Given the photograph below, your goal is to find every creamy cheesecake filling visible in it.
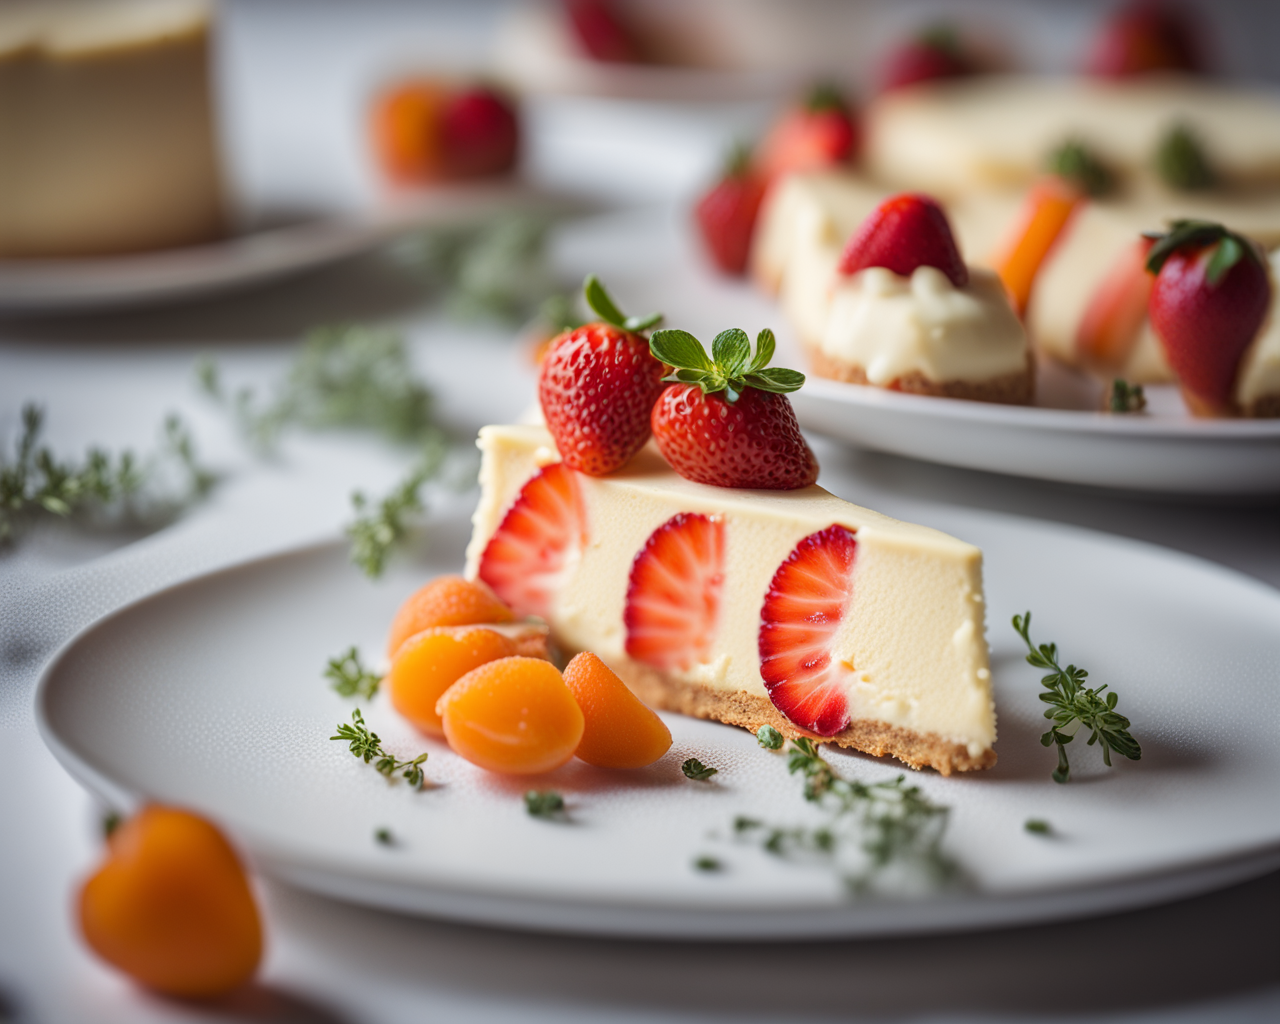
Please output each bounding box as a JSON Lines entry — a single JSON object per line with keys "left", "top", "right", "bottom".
{"left": 466, "top": 425, "right": 997, "bottom": 758}
{"left": 1236, "top": 250, "right": 1280, "bottom": 408}
{"left": 820, "top": 265, "right": 1027, "bottom": 386}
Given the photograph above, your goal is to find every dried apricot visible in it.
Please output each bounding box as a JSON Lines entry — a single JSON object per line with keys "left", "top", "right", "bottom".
{"left": 562, "top": 652, "right": 672, "bottom": 768}
{"left": 389, "top": 626, "right": 518, "bottom": 735}
{"left": 438, "top": 656, "right": 584, "bottom": 774}
{"left": 387, "top": 575, "right": 514, "bottom": 657}
{"left": 78, "top": 805, "right": 262, "bottom": 998}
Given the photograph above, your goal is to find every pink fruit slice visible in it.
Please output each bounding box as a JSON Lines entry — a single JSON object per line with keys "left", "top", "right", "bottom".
{"left": 477, "top": 463, "right": 586, "bottom": 620}
{"left": 624, "top": 512, "right": 725, "bottom": 671}
{"left": 758, "top": 524, "right": 858, "bottom": 736}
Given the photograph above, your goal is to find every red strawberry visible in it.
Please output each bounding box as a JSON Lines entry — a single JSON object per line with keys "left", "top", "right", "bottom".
{"left": 879, "top": 26, "right": 974, "bottom": 93}
{"left": 758, "top": 525, "right": 857, "bottom": 737}
{"left": 694, "top": 147, "right": 768, "bottom": 276}
{"left": 756, "top": 84, "right": 860, "bottom": 183}
{"left": 538, "top": 275, "right": 666, "bottom": 476}
{"left": 1076, "top": 236, "right": 1156, "bottom": 372}
{"left": 440, "top": 87, "right": 519, "bottom": 178}
{"left": 477, "top": 463, "right": 586, "bottom": 620}
{"left": 648, "top": 327, "right": 818, "bottom": 490}
{"left": 624, "top": 513, "right": 725, "bottom": 671}
{"left": 836, "top": 193, "right": 968, "bottom": 287}
{"left": 1086, "top": 2, "right": 1202, "bottom": 78}
{"left": 1146, "top": 221, "right": 1272, "bottom": 416}
{"left": 564, "top": 0, "right": 643, "bottom": 64}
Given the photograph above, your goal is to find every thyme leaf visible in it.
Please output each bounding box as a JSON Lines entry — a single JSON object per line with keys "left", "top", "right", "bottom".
{"left": 1012, "top": 611, "right": 1141, "bottom": 784}
{"left": 524, "top": 790, "right": 566, "bottom": 818}
{"left": 682, "top": 757, "right": 719, "bottom": 781}
{"left": 324, "top": 646, "right": 383, "bottom": 700}
{"left": 330, "top": 709, "right": 429, "bottom": 789}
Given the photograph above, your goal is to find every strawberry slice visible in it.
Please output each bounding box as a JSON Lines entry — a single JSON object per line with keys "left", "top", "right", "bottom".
{"left": 758, "top": 525, "right": 858, "bottom": 737}
{"left": 624, "top": 513, "right": 725, "bottom": 672}
{"left": 1076, "top": 236, "right": 1156, "bottom": 372}
{"left": 836, "top": 193, "right": 968, "bottom": 288}
{"left": 1146, "top": 221, "right": 1272, "bottom": 416}
{"left": 477, "top": 463, "right": 586, "bottom": 620}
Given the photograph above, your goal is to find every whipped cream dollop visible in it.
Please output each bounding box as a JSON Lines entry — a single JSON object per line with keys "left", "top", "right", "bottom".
{"left": 820, "top": 264, "right": 1028, "bottom": 385}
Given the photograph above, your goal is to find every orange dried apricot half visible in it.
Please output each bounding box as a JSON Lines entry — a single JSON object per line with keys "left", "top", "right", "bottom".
{"left": 562, "top": 652, "right": 672, "bottom": 768}
{"left": 389, "top": 626, "right": 518, "bottom": 736}
{"left": 387, "top": 575, "right": 514, "bottom": 657}
{"left": 438, "top": 656, "right": 584, "bottom": 775}
{"left": 78, "top": 805, "right": 262, "bottom": 998}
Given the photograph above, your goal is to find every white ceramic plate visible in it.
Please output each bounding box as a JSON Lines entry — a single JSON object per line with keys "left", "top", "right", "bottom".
{"left": 556, "top": 212, "right": 1280, "bottom": 495}
{"left": 0, "top": 183, "right": 584, "bottom": 314}
{"left": 35, "top": 503, "right": 1280, "bottom": 939}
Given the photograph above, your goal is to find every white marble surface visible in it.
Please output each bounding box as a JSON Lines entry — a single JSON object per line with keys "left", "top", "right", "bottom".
{"left": 1, "top": 2, "right": 1278, "bottom": 1022}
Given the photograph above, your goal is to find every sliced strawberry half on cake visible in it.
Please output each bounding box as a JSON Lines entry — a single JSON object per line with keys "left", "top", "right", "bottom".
{"left": 477, "top": 462, "right": 586, "bottom": 620}
{"left": 624, "top": 512, "right": 725, "bottom": 672}
{"left": 758, "top": 524, "right": 858, "bottom": 737}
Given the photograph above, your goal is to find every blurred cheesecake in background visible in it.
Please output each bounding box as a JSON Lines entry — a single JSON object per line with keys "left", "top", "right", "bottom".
{"left": 0, "top": 0, "right": 223, "bottom": 258}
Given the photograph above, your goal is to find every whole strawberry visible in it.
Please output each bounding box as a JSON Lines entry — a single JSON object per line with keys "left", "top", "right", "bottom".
{"left": 1146, "top": 221, "right": 1272, "bottom": 417}
{"left": 756, "top": 84, "right": 860, "bottom": 183}
{"left": 1086, "top": 2, "right": 1202, "bottom": 78}
{"left": 694, "top": 145, "right": 767, "bottom": 276}
{"left": 440, "top": 87, "right": 519, "bottom": 178}
{"left": 538, "top": 275, "right": 666, "bottom": 475}
{"left": 648, "top": 327, "right": 818, "bottom": 490}
{"left": 879, "top": 25, "right": 974, "bottom": 93}
{"left": 837, "top": 192, "right": 968, "bottom": 287}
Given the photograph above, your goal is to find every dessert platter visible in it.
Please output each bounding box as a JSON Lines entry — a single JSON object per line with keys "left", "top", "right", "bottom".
{"left": 37, "top": 278, "right": 1280, "bottom": 940}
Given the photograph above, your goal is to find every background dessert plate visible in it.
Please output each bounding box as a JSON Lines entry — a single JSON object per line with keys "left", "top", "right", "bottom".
{"left": 558, "top": 211, "right": 1280, "bottom": 495}
{"left": 0, "top": 183, "right": 585, "bottom": 315}
{"left": 35, "top": 501, "right": 1280, "bottom": 940}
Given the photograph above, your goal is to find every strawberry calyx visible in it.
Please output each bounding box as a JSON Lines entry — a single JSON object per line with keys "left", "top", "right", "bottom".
{"left": 649, "top": 328, "right": 805, "bottom": 405}
{"left": 583, "top": 274, "right": 663, "bottom": 333}
{"left": 1145, "top": 220, "right": 1262, "bottom": 286}
{"left": 804, "top": 82, "right": 850, "bottom": 115}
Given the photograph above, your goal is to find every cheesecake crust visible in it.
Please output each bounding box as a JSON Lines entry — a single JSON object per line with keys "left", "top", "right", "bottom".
{"left": 1243, "top": 393, "right": 1280, "bottom": 418}
{"left": 809, "top": 350, "right": 1036, "bottom": 406}
{"left": 614, "top": 661, "right": 996, "bottom": 776}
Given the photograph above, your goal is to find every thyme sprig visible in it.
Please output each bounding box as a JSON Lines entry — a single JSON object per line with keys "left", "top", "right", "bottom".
{"left": 1013, "top": 612, "right": 1141, "bottom": 784}
{"left": 0, "top": 404, "right": 213, "bottom": 542}
{"left": 524, "top": 790, "right": 567, "bottom": 819}
{"left": 736, "top": 736, "right": 956, "bottom": 894}
{"left": 324, "top": 647, "right": 383, "bottom": 701}
{"left": 330, "top": 709, "right": 429, "bottom": 789}
{"left": 682, "top": 757, "right": 719, "bottom": 781}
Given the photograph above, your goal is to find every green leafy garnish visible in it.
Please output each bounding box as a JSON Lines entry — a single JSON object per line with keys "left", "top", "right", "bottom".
{"left": 347, "top": 439, "right": 449, "bottom": 578}
{"left": 805, "top": 82, "right": 850, "bottom": 114}
{"left": 1024, "top": 818, "right": 1052, "bottom": 835}
{"left": 1155, "top": 124, "right": 1216, "bottom": 191}
{"left": 1013, "top": 612, "right": 1142, "bottom": 785}
{"left": 330, "top": 709, "right": 429, "bottom": 789}
{"left": 102, "top": 811, "right": 122, "bottom": 839}
{"left": 755, "top": 724, "right": 784, "bottom": 750}
{"left": 582, "top": 274, "right": 662, "bottom": 333}
{"left": 682, "top": 757, "right": 719, "bottom": 781}
{"left": 524, "top": 790, "right": 566, "bottom": 818}
{"left": 733, "top": 738, "right": 956, "bottom": 893}
{"left": 374, "top": 827, "right": 395, "bottom": 846}
{"left": 1144, "top": 219, "right": 1259, "bottom": 286}
{"left": 1047, "top": 139, "right": 1113, "bottom": 197}
{"left": 693, "top": 855, "right": 723, "bottom": 872}
{"left": 325, "top": 647, "right": 383, "bottom": 700}
{"left": 1107, "top": 378, "right": 1147, "bottom": 414}
{"left": 0, "top": 404, "right": 213, "bottom": 544}
{"left": 649, "top": 327, "right": 804, "bottom": 404}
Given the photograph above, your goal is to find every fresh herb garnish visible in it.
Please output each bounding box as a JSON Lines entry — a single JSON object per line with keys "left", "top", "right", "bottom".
{"left": 0, "top": 404, "right": 213, "bottom": 544}
{"left": 649, "top": 327, "right": 804, "bottom": 404}
{"left": 374, "top": 827, "right": 395, "bottom": 846}
{"left": 1107, "top": 378, "right": 1147, "bottom": 413}
{"left": 734, "top": 738, "right": 956, "bottom": 893}
{"left": 101, "top": 811, "right": 122, "bottom": 839}
{"left": 583, "top": 274, "right": 663, "bottom": 333}
{"left": 524, "top": 790, "right": 566, "bottom": 818}
{"left": 1144, "top": 220, "right": 1260, "bottom": 286}
{"left": 1013, "top": 611, "right": 1142, "bottom": 784}
{"left": 755, "top": 724, "right": 784, "bottom": 750}
{"left": 682, "top": 757, "right": 719, "bottom": 781}
{"left": 325, "top": 646, "right": 383, "bottom": 700}
{"left": 693, "top": 855, "right": 723, "bottom": 872}
{"left": 1155, "top": 123, "right": 1216, "bottom": 191}
{"left": 330, "top": 709, "right": 429, "bottom": 789}
{"left": 347, "top": 438, "right": 449, "bottom": 578}
{"left": 1047, "top": 139, "right": 1113, "bottom": 197}
{"left": 1024, "top": 818, "right": 1052, "bottom": 835}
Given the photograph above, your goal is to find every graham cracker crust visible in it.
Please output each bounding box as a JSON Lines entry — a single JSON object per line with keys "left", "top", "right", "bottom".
{"left": 809, "top": 350, "right": 1036, "bottom": 406}
{"left": 613, "top": 661, "right": 996, "bottom": 777}
{"left": 1243, "top": 394, "right": 1280, "bottom": 418}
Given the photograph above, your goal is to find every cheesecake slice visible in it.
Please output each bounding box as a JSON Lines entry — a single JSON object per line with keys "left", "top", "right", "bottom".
{"left": 464, "top": 424, "right": 997, "bottom": 775}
